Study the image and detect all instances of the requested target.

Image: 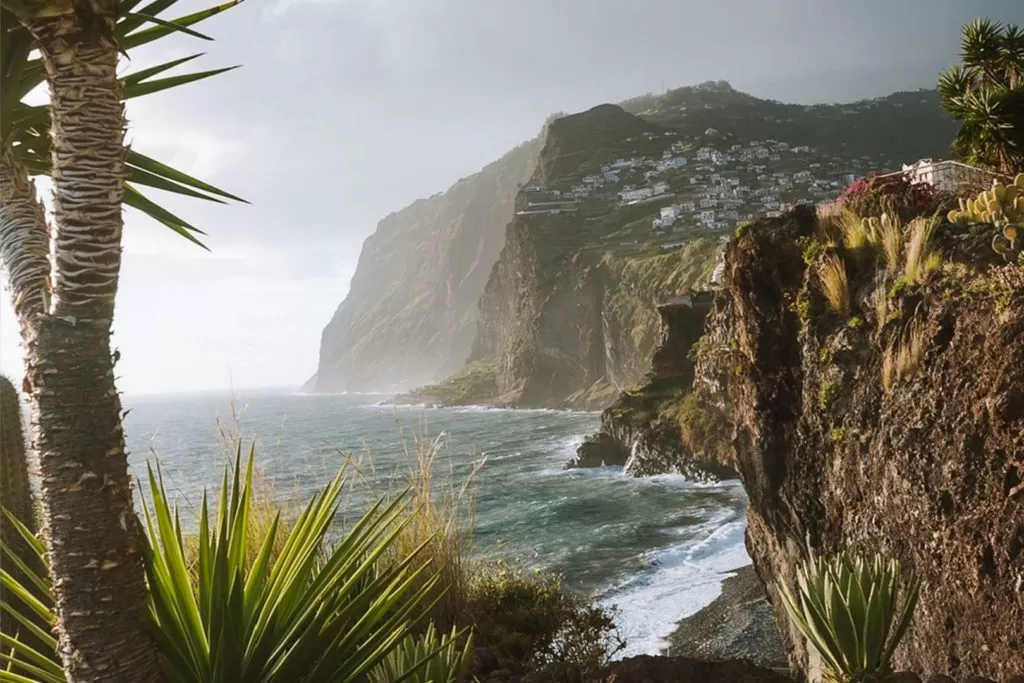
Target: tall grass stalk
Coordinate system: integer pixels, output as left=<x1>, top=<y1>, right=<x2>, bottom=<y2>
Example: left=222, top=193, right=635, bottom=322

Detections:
left=904, top=217, right=939, bottom=285
left=880, top=214, right=904, bottom=274
left=819, top=255, right=851, bottom=317
left=387, top=429, right=486, bottom=631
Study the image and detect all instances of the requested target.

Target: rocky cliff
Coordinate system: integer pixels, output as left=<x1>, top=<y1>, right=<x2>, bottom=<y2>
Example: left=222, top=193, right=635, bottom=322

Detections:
left=314, top=82, right=957, bottom=401
left=311, top=135, right=543, bottom=393
left=439, top=86, right=959, bottom=408
left=567, top=292, right=735, bottom=479
left=694, top=206, right=1024, bottom=679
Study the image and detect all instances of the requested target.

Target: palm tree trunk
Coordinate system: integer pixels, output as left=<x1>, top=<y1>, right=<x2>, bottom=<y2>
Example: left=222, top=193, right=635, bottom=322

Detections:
left=0, top=154, right=50, bottom=345
left=24, top=13, right=164, bottom=683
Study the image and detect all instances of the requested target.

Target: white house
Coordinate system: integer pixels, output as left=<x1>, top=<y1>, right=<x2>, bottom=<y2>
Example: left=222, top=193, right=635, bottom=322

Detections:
left=652, top=181, right=669, bottom=195
left=620, top=187, right=654, bottom=203
left=680, top=201, right=696, bottom=212
left=696, top=147, right=714, bottom=161
left=661, top=206, right=679, bottom=221
left=900, top=158, right=1001, bottom=193
left=699, top=210, right=716, bottom=225
left=700, top=197, right=718, bottom=209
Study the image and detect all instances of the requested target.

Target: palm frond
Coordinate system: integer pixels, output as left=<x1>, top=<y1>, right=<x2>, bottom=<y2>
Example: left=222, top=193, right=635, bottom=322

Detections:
left=0, top=0, right=247, bottom=245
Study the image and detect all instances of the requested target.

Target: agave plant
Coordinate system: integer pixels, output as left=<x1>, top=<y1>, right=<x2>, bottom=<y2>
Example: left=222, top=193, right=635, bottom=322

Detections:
left=368, top=622, right=473, bottom=683
left=777, top=552, right=920, bottom=683
left=1, top=442, right=444, bottom=683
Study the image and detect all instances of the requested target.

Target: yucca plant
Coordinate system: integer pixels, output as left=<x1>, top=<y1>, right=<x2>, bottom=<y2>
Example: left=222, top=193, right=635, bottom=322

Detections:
left=0, top=442, right=446, bottom=683
left=777, top=552, right=920, bottom=683
left=142, top=443, right=443, bottom=683
left=368, top=622, right=473, bottom=683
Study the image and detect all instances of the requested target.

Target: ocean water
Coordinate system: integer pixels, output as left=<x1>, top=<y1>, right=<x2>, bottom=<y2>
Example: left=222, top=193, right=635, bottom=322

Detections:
left=122, top=389, right=750, bottom=657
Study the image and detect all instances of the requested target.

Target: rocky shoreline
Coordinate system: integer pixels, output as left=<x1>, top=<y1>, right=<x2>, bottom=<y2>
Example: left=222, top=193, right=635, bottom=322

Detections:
left=664, top=565, right=787, bottom=670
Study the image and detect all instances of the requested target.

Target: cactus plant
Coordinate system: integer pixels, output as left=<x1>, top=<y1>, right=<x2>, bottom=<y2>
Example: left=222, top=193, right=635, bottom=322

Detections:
left=947, top=175, right=1024, bottom=262
left=947, top=174, right=1024, bottom=226
left=0, top=375, right=49, bottom=657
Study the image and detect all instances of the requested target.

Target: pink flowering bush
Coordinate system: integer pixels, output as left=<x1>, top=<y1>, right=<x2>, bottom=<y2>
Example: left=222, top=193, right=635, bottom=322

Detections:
left=838, top=173, right=951, bottom=221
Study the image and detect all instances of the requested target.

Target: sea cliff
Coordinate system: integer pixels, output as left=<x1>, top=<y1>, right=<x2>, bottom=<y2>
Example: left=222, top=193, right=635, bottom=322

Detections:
left=694, top=206, right=1024, bottom=679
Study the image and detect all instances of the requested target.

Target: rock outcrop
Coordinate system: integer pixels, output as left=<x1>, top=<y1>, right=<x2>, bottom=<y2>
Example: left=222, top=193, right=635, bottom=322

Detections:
left=695, top=205, right=1024, bottom=680
left=566, top=292, right=736, bottom=479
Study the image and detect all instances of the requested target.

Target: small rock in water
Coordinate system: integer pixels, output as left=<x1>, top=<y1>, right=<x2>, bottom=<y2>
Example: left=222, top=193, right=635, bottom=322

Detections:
left=565, top=432, right=627, bottom=469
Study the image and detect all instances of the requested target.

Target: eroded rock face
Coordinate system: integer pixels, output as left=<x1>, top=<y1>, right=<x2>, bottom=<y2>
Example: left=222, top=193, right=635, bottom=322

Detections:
left=570, top=293, right=737, bottom=480
left=695, top=205, right=1024, bottom=679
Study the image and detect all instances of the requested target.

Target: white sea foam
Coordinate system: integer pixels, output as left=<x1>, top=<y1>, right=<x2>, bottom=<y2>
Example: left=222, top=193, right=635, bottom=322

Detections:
left=601, top=517, right=750, bottom=658
left=451, top=405, right=592, bottom=415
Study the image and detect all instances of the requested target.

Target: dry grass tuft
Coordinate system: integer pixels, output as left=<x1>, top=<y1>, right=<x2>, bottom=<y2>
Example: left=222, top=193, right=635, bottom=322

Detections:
left=819, top=254, right=851, bottom=317
left=882, top=320, right=928, bottom=393
left=879, top=214, right=904, bottom=274
left=386, top=430, right=485, bottom=630
left=904, top=217, right=940, bottom=285
left=815, top=209, right=845, bottom=245
left=839, top=209, right=879, bottom=253
left=873, top=287, right=890, bottom=334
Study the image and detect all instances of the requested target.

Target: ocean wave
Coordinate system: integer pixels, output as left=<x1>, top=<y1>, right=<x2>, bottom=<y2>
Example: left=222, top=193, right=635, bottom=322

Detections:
left=451, top=405, right=596, bottom=415
left=600, top=518, right=750, bottom=658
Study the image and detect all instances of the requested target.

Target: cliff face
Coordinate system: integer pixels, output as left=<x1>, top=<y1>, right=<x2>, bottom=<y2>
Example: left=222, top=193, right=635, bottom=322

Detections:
left=469, top=105, right=723, bottom=407
left=314, top=82, right=958, bottom=402
left=312, top=136, right=543, bottom=393
left=695, top=206, right=1024, bottom=679
left=457, top=88, right=957, bottom=409
left=568, top=292, right=736, bottom=479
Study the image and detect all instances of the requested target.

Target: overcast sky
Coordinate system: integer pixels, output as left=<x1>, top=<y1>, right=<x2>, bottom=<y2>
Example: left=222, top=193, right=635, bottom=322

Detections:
left=1, top=0, right=1021, bottom=395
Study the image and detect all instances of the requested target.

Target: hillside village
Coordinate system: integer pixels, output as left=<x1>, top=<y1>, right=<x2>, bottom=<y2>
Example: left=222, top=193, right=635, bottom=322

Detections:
left=515, top=125, right=896, bottom=250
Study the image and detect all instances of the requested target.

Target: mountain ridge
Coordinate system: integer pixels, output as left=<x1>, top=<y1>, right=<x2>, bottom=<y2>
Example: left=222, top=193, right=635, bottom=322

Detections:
left=309, top=82, right=957, bottom=398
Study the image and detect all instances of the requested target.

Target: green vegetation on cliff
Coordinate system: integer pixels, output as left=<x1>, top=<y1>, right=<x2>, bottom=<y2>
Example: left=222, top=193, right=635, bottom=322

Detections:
left=601, top=238, right=721, bottom=351
left=404, top=361, right=500, bottom=406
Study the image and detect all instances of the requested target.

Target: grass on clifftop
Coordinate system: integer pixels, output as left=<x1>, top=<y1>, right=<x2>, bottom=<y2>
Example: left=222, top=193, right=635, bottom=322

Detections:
left=408, top=361, right=499, bottom=406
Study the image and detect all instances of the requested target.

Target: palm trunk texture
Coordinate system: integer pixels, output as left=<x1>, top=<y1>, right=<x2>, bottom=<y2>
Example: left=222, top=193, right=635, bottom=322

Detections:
left=23, top=13, right=163, bottom=683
